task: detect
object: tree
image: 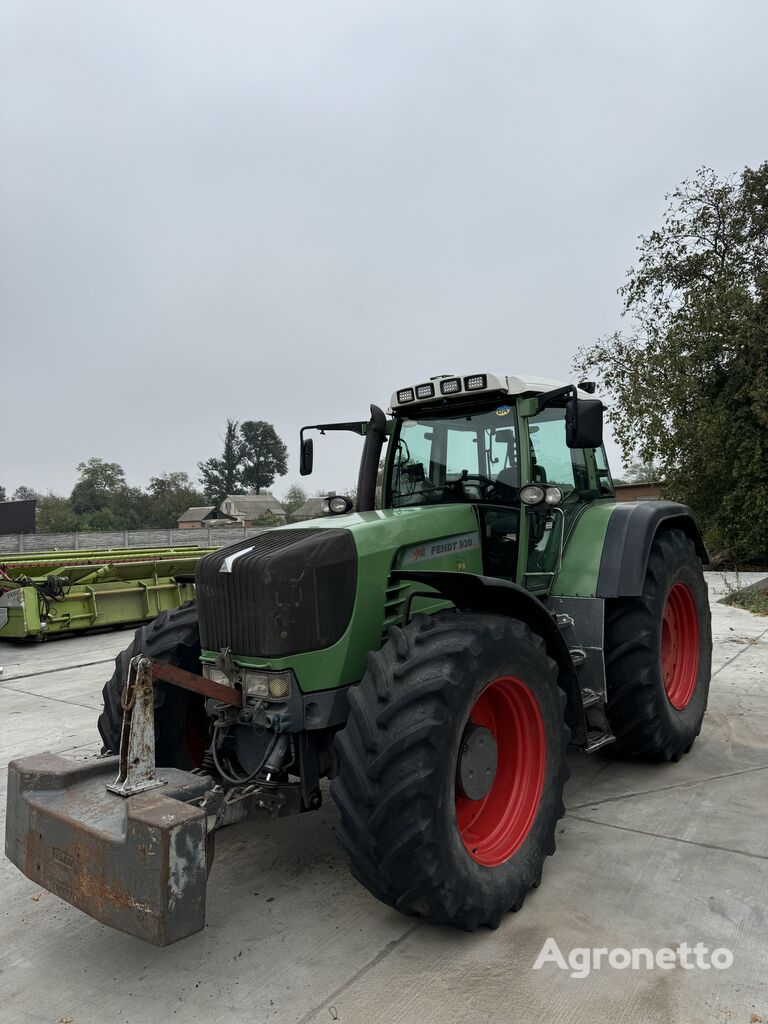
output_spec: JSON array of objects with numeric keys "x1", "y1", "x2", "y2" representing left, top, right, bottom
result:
[
  {"x1": 0, "y1": 485, "x2": 6, "y2": 502},
  {"x1": 622, "y1": 461, "x2": 659, "y2": 484},
  {"x1": 282, "y1": 484, "x2": 307, "y2": 517},
  {"x1": 105, "y1": 486, "x2": 152, "y2": 530},
  {"x1": 240, "y1": 420, "x2": 288, "y2": 494},
  {"x1": 36, "y1": 493, "x2": 79, "y2": 533},
  {"x1": 255, "y1": 510, "x2": 281, "y2": 528},
  {"x1": 198, "y1": 419, "x2": 245, "y2": 504},
  {"x1": 70, "y1": 458, "x2": 127, "y2": 517},
  {"x1": 575, "y1": 164, "x2": 768, "y2": 562},
  {"x1": 12, "y1": 485, "x2": 38, "y2": 500},
  {"x1": 147, "y1": 472, "x2": 207, "y2": 528}
]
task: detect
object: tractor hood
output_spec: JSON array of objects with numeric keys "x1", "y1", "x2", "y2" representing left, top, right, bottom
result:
[{"x1": 196, "y1": 504, "x2": 483, "y2": 692}]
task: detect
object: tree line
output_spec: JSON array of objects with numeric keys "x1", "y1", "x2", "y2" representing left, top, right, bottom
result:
[
  {"x1": 0, "y1": 463, "x2": 207, "y2": 533},
  {"x1": 0, "y1": 419, "x2": 299, "y2": 533}
]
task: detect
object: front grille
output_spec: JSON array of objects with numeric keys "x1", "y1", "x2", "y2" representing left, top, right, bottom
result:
[{"x1": 196, "y1": 529, "x2": 357, "y2": 658}]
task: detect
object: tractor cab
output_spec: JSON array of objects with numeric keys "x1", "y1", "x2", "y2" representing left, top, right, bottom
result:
[{"x1": 302, "y1": 372, "x2": 611, "y2": 594}]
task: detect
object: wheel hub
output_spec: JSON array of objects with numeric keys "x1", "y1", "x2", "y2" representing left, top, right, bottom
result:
[{"x1": 457, "y1": 724, "x2": 498, "y2": 800}]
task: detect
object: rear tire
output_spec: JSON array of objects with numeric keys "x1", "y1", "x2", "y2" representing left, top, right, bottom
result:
[
  {"x1": 97, "y1": 602, "x2": 209, "y2": 769},
  {"x1": 603, "y1": 529, "x2": 712, "y2": 761},
  {"x1": 331, "y1": 611, "x2": 570, "y2": 930}
]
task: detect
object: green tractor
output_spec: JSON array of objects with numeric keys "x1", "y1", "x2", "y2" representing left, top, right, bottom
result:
[{"x1": 6, "y1": 373, "x2": 712, "y2": 944}]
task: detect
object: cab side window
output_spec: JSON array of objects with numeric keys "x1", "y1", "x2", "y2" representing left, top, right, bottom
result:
[
  {"x1": 528, "y1": 408, "x2": 588, "y2": 494},
  {"x1": 445, "y1": 427, "x2": 480, "y2": 480},
  {"x1": 594, "y1": 445, "x2": 614, "y2": 496},
  {"x1": 392, "y1": 426, "x2": 434, "y2": 504}
]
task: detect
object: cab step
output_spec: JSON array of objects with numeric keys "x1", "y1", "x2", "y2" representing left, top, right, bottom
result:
[{"x1": 583, "y1": 703, "x2": 616, "y2": 753}]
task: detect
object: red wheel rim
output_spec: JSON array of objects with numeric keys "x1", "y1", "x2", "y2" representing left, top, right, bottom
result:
[
  {"x1": 455, "y1": 676, "x2": 546, "y2": 867},
  {"x1": 661, "y1": 583, "x2": 700, "y2": 710}
]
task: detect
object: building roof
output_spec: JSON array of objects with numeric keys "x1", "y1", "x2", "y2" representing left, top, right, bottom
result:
[
  {"x1": 291, "y1": 496, "x2": 328, "y2": 520},
  {"x1": 176, "y1": 506, "x2": 216, "y2": 524},
  {"x1": 220, "y1": 493, "x2": 286, "y2": 518}
]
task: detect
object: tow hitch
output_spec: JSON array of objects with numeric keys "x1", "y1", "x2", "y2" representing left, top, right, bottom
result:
[{"x1": 5, "y1": 656, "x2": 301, "y2": 945}]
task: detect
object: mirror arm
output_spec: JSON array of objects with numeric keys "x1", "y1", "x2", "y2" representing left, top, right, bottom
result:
[
  {"x1": 301, "y1": 421, "x2": 367, "y2": 439},
  {"x1": 299, "y1": 419, "x2": 369, "y2": 478},
  {"x1": 536, "y1": 384, "x2": 576, "y2": 412}
]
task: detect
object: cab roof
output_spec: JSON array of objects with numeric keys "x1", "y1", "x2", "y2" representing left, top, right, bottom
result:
[{"x1": 389, "y1": 373, "x2": 594, "y2": 413}]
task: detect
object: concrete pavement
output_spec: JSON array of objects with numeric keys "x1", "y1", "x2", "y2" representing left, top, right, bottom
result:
[{"x1": 0, "y1": 573, "x2": 766, "y2": 1024}]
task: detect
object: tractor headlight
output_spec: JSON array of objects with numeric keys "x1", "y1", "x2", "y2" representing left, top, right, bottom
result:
[
  {"x1": 204, "y1": 666, "x2": 231, "y2": 686},
  {"x1": 267, "y1": 673, "x2": 291, "y2": 699},
  {"x1": 243, "y1": 670, "x2": 293, "y2": 700},
  {"x1": 203, "y1": 665, "x2": 293, "y2": 701},
  {"x1": 327, "y1": 495, "x2": 353, "y2": 514},
  {"x1": 520, "y1": 484, "x2": 546, "y2": 505},
  {"x1": 544, "y1": 486, "x2": 563, "y2": 505}
]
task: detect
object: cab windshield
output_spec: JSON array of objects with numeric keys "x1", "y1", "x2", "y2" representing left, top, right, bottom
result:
[{"x1": 388, "y1": 404, "x2": 520, "y2": 508}]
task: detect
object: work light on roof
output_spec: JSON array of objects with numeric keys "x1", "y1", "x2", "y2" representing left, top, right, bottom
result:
[
  {"x1": 440, "y1": 377, "x2": 461, "y2": 395},
  {"x1": 464, "y1": 374, "x2": 487, "y2": 391},
  {"x1": 397, "y1": 388, "x2": 414, "y2": 404},
  {"x1": 415, "y1": 382, "x2": 435, "y2": 400}
]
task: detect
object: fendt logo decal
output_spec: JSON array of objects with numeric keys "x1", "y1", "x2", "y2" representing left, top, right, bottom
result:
[{"x1": 404, "y1": 532, "x2": 480, "y2": 564}]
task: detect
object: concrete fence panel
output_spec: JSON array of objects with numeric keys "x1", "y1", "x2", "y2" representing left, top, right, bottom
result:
[{"x1": 0, "y1": 526, "x2": 266, "y2": 555}]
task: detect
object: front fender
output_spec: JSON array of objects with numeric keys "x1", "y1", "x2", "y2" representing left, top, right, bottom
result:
[{"x1": 390, "y1": 569, "x2": 586, "y2": 744}]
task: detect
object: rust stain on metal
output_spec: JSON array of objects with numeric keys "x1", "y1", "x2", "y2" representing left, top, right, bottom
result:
[
  {"x1": 149, "y1": 657, "x2": 241, "y2": 706},
  {"x1": 9, "y1": 752, "x2": 208, "y2": 944}
]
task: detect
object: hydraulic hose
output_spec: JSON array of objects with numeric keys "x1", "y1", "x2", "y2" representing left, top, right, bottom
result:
[{"x1": 210, "y1": 725, "x2": 280, "y2": 786}]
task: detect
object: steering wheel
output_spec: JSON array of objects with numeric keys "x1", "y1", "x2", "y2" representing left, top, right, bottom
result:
[
  {"x1": 466, "y1": 474, "x2": 520, "y2": 504},
  {"x1": 445, "y1": 474, "x2": 498, "y2": 500}
]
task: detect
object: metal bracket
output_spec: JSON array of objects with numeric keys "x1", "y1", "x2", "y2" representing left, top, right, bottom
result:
[
  {"x1": 107, "y1": 655, "x2": 167, "y2": 797},
  {"x1": 199, "y1": 779, "x2": 302, "y2": 829}
]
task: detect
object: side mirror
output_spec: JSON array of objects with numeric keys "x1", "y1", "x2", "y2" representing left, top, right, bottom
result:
[
  {"x1": 565, "y1": 397, "x2": 603, "y2": 449},
  {"x1": 299, "y1": 437, "x2": 314, "y2": 476}
]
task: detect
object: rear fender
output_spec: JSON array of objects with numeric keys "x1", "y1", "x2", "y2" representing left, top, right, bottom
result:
[{"x1": 596, "y1": 502, "x2": 708, "y2": 598}]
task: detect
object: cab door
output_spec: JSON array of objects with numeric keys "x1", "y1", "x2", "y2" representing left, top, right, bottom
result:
[{"x1": 517, "y1": 405, "x2": 593, "y2": 594}]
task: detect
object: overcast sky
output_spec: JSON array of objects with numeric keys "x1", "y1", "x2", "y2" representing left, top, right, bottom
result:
[{"x1": 2, "y1": 0, "x2": 766, "y2": 500}]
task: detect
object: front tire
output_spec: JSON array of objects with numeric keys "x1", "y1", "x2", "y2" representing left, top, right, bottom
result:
[
  {"x1": 97, "y1": 602, "x2": 209, "y2": 769},
  {"x1": 331, "y1": 611, "x2": 570, "y2": 930},
  {"x1": 603, "y1": 528, "x2": 712, "y2": 761}
]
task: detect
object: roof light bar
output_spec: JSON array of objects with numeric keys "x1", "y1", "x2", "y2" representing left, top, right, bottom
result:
[{"x1": 389, "y1": 372, "x2": 510, "y2": 410}]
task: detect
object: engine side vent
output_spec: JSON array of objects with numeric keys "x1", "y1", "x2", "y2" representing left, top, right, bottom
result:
[{"x1": 380, "y1": 574, "x2": 410, "y2": 645}]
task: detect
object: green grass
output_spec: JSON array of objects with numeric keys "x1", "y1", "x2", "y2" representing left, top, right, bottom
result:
[{"x1": 723, "y1": 578, "x2": 768, "y2": 616}]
